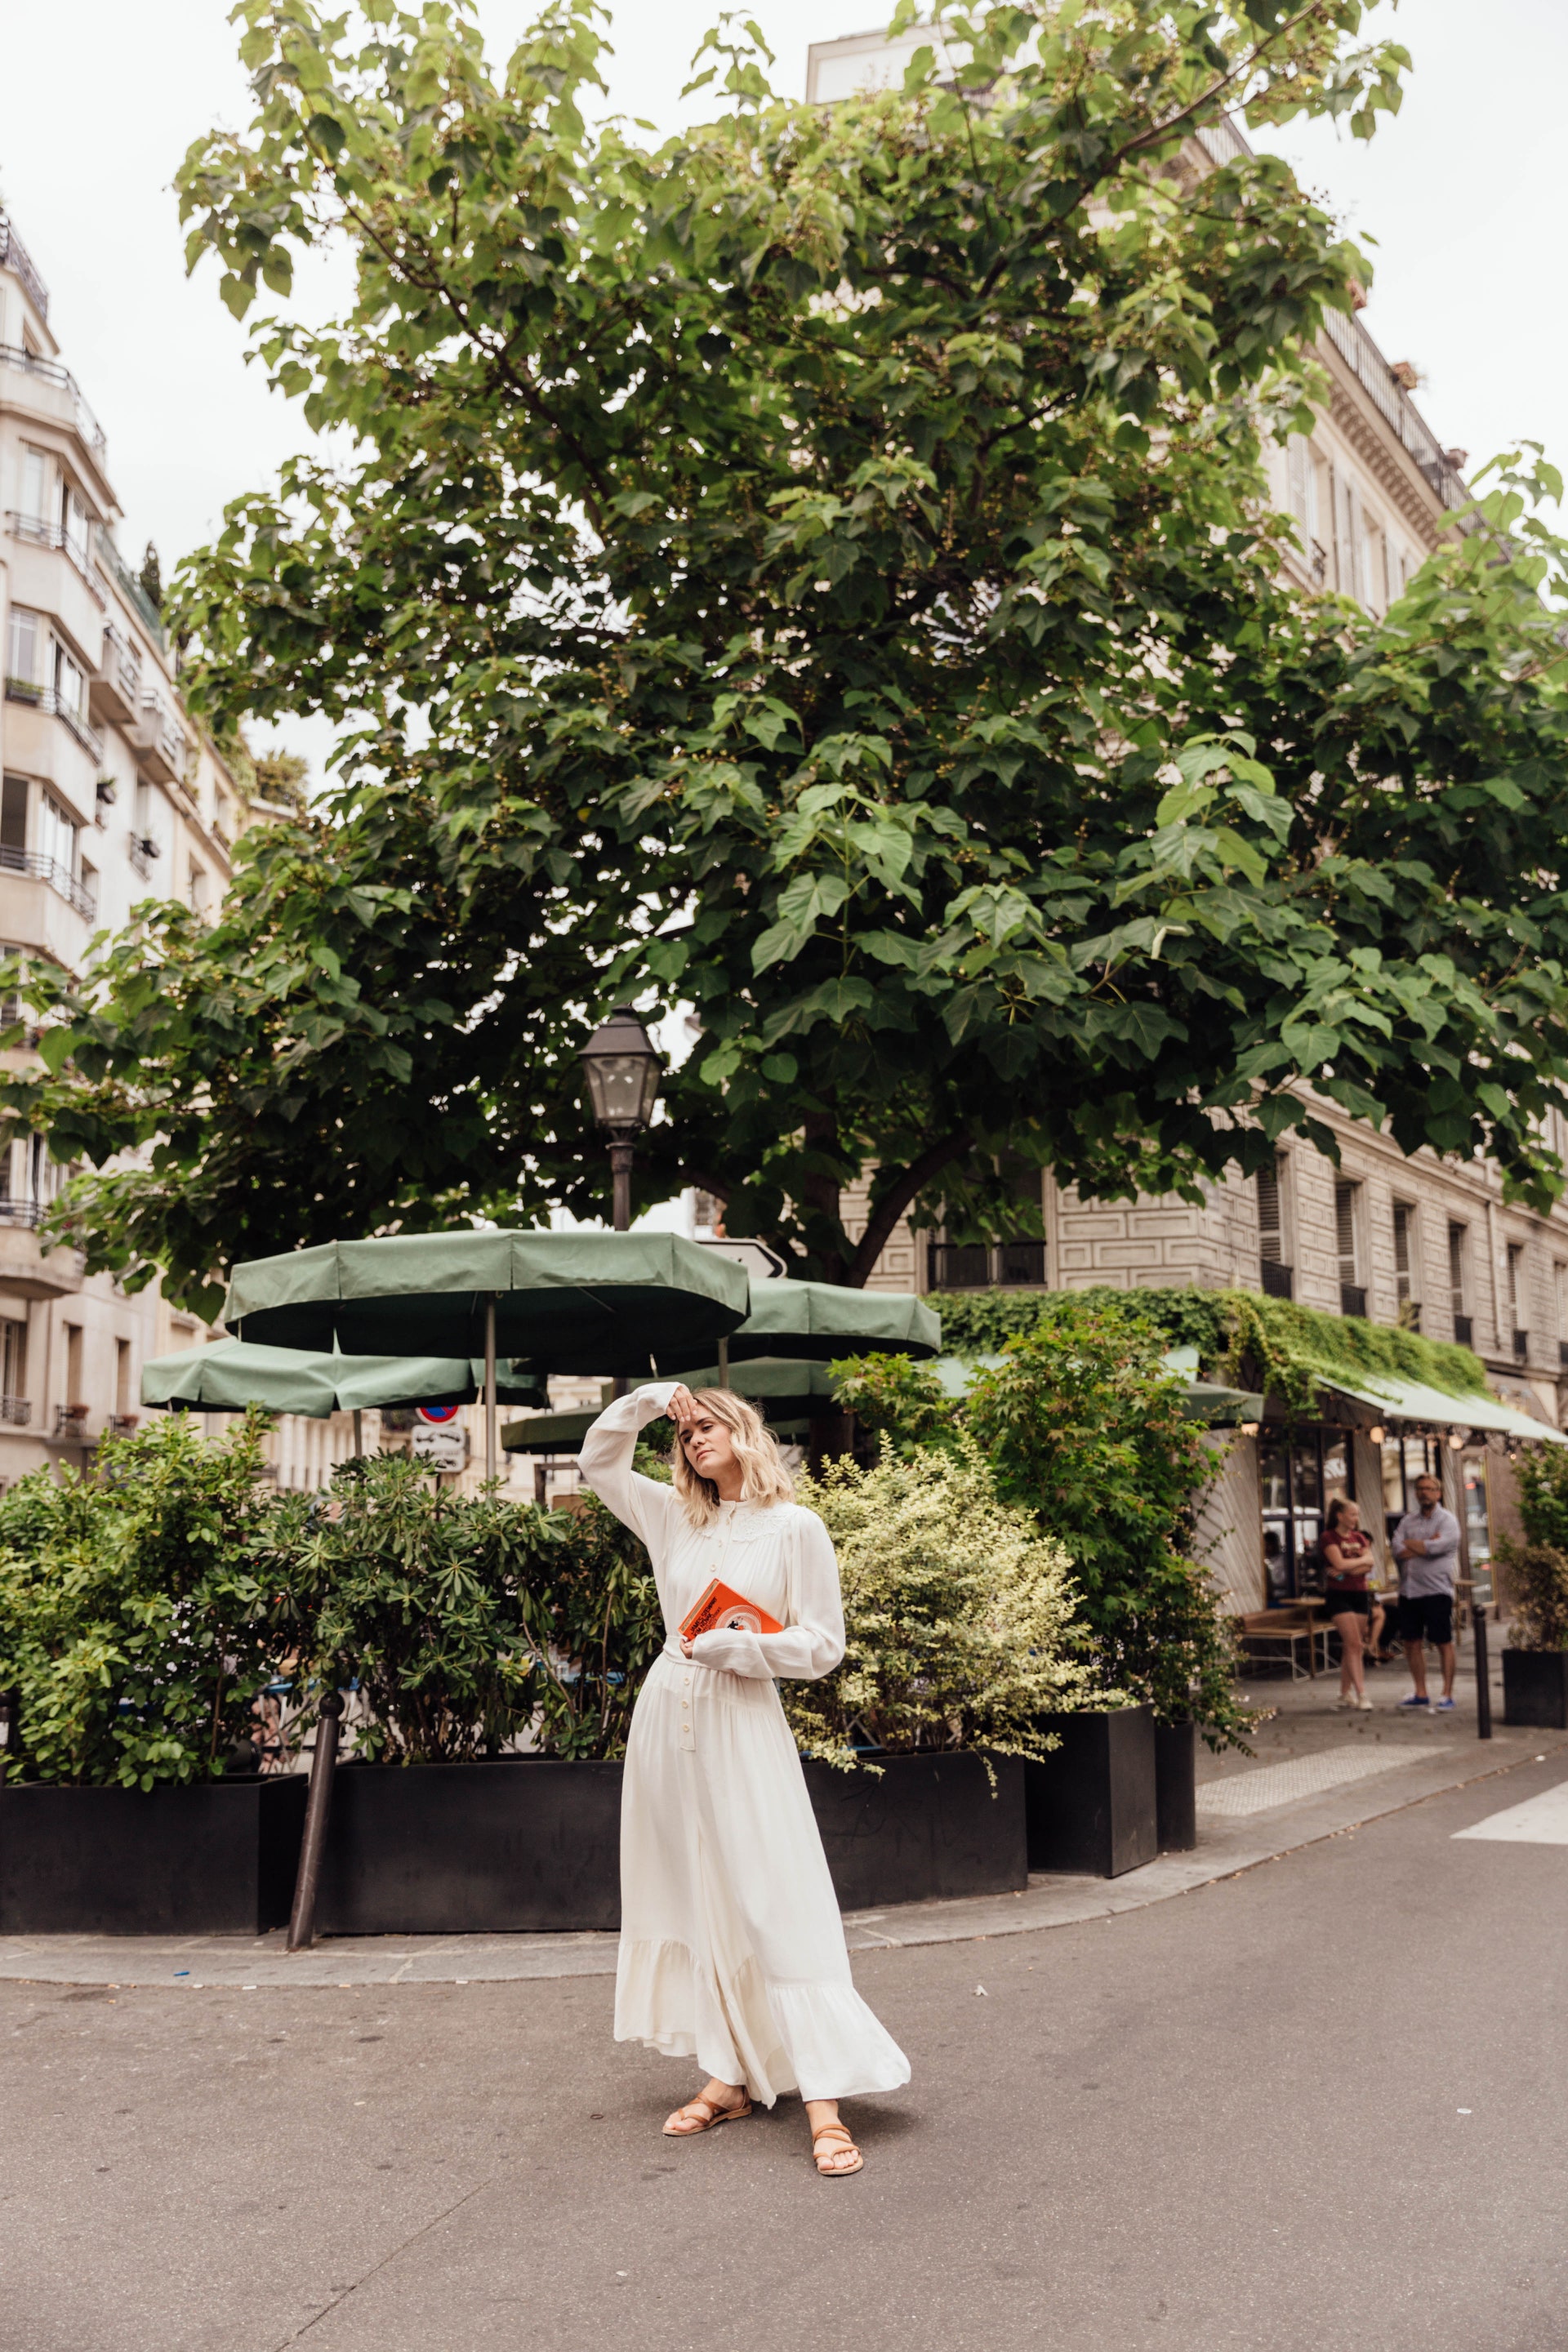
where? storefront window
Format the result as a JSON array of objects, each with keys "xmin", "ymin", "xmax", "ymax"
[
  {"xmin": 1381, "ymin": 1437, "xmax": 1441, "ymax": 1543},
  {"xmin": 1260, "ymin": 1426, "xmax": 1355, "ymax": 1603},
  {"xmin": 1462, "ymin": 1452, "xmax": 1494, "ymax": 1606}
]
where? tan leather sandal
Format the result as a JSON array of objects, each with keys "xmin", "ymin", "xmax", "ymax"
[
  {"xmin": 663, "ymin": 2089, "xmax": 752, "ymax": 2136},
  {"xmin": 812, "ymin": 2122, "xmax": 864, "ymax": 2176}
]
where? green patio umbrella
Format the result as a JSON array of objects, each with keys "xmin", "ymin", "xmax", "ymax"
[
  {"xmin": 224, "ymin": 1230, "xmax": 750, "ymax": 1480},
  {"xmin": 501, "ymin": 1358, "xmax": 843, "ymax": 1456},
  {"xmin": 142, "ymin": 1339, "xmax": 548, "ymax": 1419},
  {"xmin": 660, "ymin": 1278, "xmax": 941, "ymax": 1372}
]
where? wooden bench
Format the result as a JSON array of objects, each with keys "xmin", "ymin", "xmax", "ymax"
[{"xmin": 1236, "ymin": 1609, "xmax": 1333, "ymax": 1681}]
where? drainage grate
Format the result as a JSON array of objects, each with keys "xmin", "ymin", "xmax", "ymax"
[{"xmin": 1196, "ymin": 1745, "xmax": 1425, "ymax": 1818}]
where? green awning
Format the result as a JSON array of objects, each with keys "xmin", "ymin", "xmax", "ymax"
[
  {"xmin": 662, "ymin": 1279, "xmax": 941, "ymax": 1370},
  {"xmin": 143, "ymin": 1338, "xmax": 548, "ymax": 1418},
  {"xmin": 224, "ymin": 1230, "xmax": 749, "ymax": 1374},
  {"xmin": 1310, "ymin": 1368, "xmax": 1568, "ymax": 1446}
]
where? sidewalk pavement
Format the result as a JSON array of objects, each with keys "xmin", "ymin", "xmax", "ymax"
[{"xmin": 3, "ymin": 1651, "xmax": 1556, "ymax": 1991}]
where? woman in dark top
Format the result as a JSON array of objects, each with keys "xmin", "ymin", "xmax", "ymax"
[{"xmin": 1322, "ymin": 1496, "xmax": 1374, "ymax": 1712}]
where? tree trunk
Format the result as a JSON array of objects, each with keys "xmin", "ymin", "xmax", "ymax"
[{"xmin": 800, "ymin": 1108, "xmax": 847, "ymax": 1285}]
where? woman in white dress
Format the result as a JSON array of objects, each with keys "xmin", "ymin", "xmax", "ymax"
[{"xmin": 577, "ymin": 1379, "xmax": 911, "ymax": 2176}]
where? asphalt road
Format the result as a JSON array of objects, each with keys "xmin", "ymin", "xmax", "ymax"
[{"xmin": 5, "ymin": 1755, "xmax": 1567, "ymax": 2352}]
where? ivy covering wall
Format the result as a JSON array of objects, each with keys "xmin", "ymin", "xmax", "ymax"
[{"xmin": 928, "ymin": 1287, "xmax": 1490, "ymax": 1418}]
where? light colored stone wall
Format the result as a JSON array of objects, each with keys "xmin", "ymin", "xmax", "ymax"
[{"xmin": 0, "ymin": 216, "xmax": 258, "ymax": 1485}]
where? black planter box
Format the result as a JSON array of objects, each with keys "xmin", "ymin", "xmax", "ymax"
[
  {"xmin": 1154, "ymin": 1719, "xmax": 1198, "ymax": 1853},
  {"xmin": 314, "ymin": 1758, "xmax": 625, "ymax": 1936},
  {"xmin": 1026, "ymin": 1706, "xmax": 1158, "ymax": 1878},
  {"xmin": 313, "ymin": 1749, "xmax": 1027, "ymax": 1936},
  {"xmin": 804, "ymin": 1753, "xmax": 1026, "ymax": 1911},
  {"xmin": 1503, "ymin": 1649, "xmax": 1568, "ymax": 1730},
  {"xmin": 0, "ymin": 1775, "xmax": 307, "ymax": 1935}
]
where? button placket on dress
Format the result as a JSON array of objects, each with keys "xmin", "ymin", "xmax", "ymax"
[{"xmin": 678, "ymin": 1508, "xmax": 742, "ymax": 1754}]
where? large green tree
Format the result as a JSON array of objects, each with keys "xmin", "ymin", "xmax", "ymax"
[{"xmin": 11, "ymin": 0, "xmax": 1568, "ymax": 1307}]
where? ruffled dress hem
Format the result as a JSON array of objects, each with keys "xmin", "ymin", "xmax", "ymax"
[{"xmin": 615, "ymin": 1936, "xmax": 911, "ymax": 2106}]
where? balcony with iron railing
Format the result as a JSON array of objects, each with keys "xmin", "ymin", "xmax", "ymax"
[
  {"xmin": 0, "ymin": 844, "xmax": 98, "ymax": 922},
  {"xmin": 0, "ymin": 1200, "xmax": 42, "ymax": 1229},
  {"xmin": 1339, "ymin": 1282, "xmax": 1368, "ymax": 1319},
  {"xmin": 0, "ymin": 213, "xmax": 49, "ymax": 320},
  {"xmin": 0, "ymin": 1397, "xmax": 32, "ymax": 1428},
  {"xmin": 4, "ymin": 510, "xmax": 105, "ymax": 601},
  {"xmin": 97, "ymin": 534, "xmax": 165, "ymax": 648},
  {"xmin": 1454, "ymin": 1314, "xmax": 1474, "ymax": 1348},
  {"xmin": 0, "ymin": 341, "xmax": 105, "ymax": 463},
  {"xmin": 3, "ymin": 675, "xmax": 105, "ymax": 763},
  {"xmin": 927, "ymin": 1239, "xmax": 1046, "ymax": 1290},
  {"xmin": 128, "ymin": 833, "xmax": 160, "ymax": 882},
  {"xmin": 137, "ymin": 689, "xmax": 188, "ymax": 778}
]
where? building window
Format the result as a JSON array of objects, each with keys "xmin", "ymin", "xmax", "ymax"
[
  {"xmin": 1507, "ymin": 1242, "xmax": 1527, "ymax": 1361},
  {"xmin": 114, "ymin": 1338, "xmax": 131, "ymax": 1416},
  {"xmin": 1334, "ymin": 1179, "xmax": 1365, "ymax": 1316},
  {"xmin": 1285, "ymin": 436, "xmax": 1318, "ymax": 547},
  {"xmin": 1256, "ymin": 1155, "xmax": 1292, "ymax": 1298},
  {"xmin": 19, "ymin": 445, "xmax": 46, "ymax": 522},
  {"xmin": 1449, "ymin": 1222, "xmax": 1471, "ymax": 1346},
  {"xmin": 61, "ymin": 483, "xmax": 91, "ymax": 572},
  {"xmin": 1392, "ymin": 1200, "xmax": 1419, "ymax": 1328},
  {"xmin": 63, "ymin": 1321, "xmax": 82, "ymax": 1409},
  {"xmin": 927, "ymin": 1237, "xmax": 1046, "ymax": 1290},
  {"xmin": 53, "ymin": 644, "xmax": 87, "ymax": 724},
  {"xmin": 0, "ymin": 1316, "xmax": 26, "ymax": 1411},
  {"xmin": 1557, "ymin": 1263, "xmax": 1568, "ymax": 1371},
  {"xmin": 188, "ymin": 862, "xmax": 209, "ymax": 914},
  {"xmin": 928, "ymin": 1159, "xmax": 1045, "ymax": 1290},
  {"xmin": 38, "ymin": 794, "xmax": 78, "ymax": 881},
  {"xmin": 6, "ymin": 604, "xmax": 40, "ymax": 690},
  {"xmin": 0, "ymin": 775, "xmax": 26, "ymax": 857}
]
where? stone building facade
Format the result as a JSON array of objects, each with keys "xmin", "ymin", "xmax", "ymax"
[{"xmin": 0, "ymin": 212, "xmax": 248, "ymax": 1481}]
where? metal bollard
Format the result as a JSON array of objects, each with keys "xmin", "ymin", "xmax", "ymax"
[
  {"xmin": 1473, "ymin": 1601, "xmax": 1492, "ymax": 1741},
  {"xmin": 287, "ymin": 1690, "xmax": 345, "ymax": 1952}
]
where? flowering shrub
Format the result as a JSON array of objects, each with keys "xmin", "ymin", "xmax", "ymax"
[{"xmin": 783, "ymin": 1437, "xmax": 1101, "ymax": 1772}]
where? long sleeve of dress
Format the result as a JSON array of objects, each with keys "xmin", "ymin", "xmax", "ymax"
[
  {"xmin": 577, "ymin": 1383, "xmax": 681, "ymax": 1561},
  {"xmin": 692, "ymin": 1508, "xmax": 845, "ymax": 1683}
]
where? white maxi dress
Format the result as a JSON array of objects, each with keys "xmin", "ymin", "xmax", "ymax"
[{"xmin": 578, "ymin": 1383, "xmax": 911, "ymax": 2106}]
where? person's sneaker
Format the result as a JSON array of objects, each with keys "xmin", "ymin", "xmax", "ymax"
[
  {"xmin": 1435, "ymin": 1696, "xmax": 1458, "ymax": 1711},
  {"xmin": 1398, "ymin": 1694, "xmax": 1432, "ymax": 1708},
  {"xmin": 1335, "ymin": 1693, "xmax": 1357, "ymax": 1709},
  {"xmin": 1356, "ymin": 1695, "xmax": 1374, "ymax": 1712}
]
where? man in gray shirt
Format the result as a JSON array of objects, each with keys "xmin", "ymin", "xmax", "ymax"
[{"xmin": 1392, "ymin": 1472, "xmax": 1462, "ymax": 1711}]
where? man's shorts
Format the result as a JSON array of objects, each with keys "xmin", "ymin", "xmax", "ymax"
[{"xmin": 1400, "ymin": 1592, "xmax": 1454, "ymax": 1647}]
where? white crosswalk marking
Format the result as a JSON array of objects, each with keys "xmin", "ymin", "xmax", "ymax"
[{"xmin": 1452, "ymin": 1782, "xmax": 1568, "ymax": 1845}]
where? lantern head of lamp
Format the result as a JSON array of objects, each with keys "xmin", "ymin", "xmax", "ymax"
[{"xmin": 581, "ymin": 1009, "xmax": 662, "ymax": 1137}]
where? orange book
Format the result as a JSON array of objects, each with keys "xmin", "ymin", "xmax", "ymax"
[{"xmin": 679, "ymin": 1579, "xmax": 784, "ymax": 1642}]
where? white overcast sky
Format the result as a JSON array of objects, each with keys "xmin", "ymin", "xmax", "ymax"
[{"xmin": 2, "ymin": 0, "xmax": 1565, "ymax": 780}]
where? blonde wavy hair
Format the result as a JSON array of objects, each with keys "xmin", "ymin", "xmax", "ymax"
[{"xmin": 670, "ymin": 1388, "xmax": 795, "ymax": 1526}]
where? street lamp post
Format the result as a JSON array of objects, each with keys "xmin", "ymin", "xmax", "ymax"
[{"xmin": 581, "ymin": 1008, "xmax": 663, "ymax": 1234}]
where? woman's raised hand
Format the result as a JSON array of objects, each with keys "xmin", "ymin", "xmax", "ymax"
[{"xmin": 666, "ymin": 1383, "xmax": 701, "ymax": 1428}]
